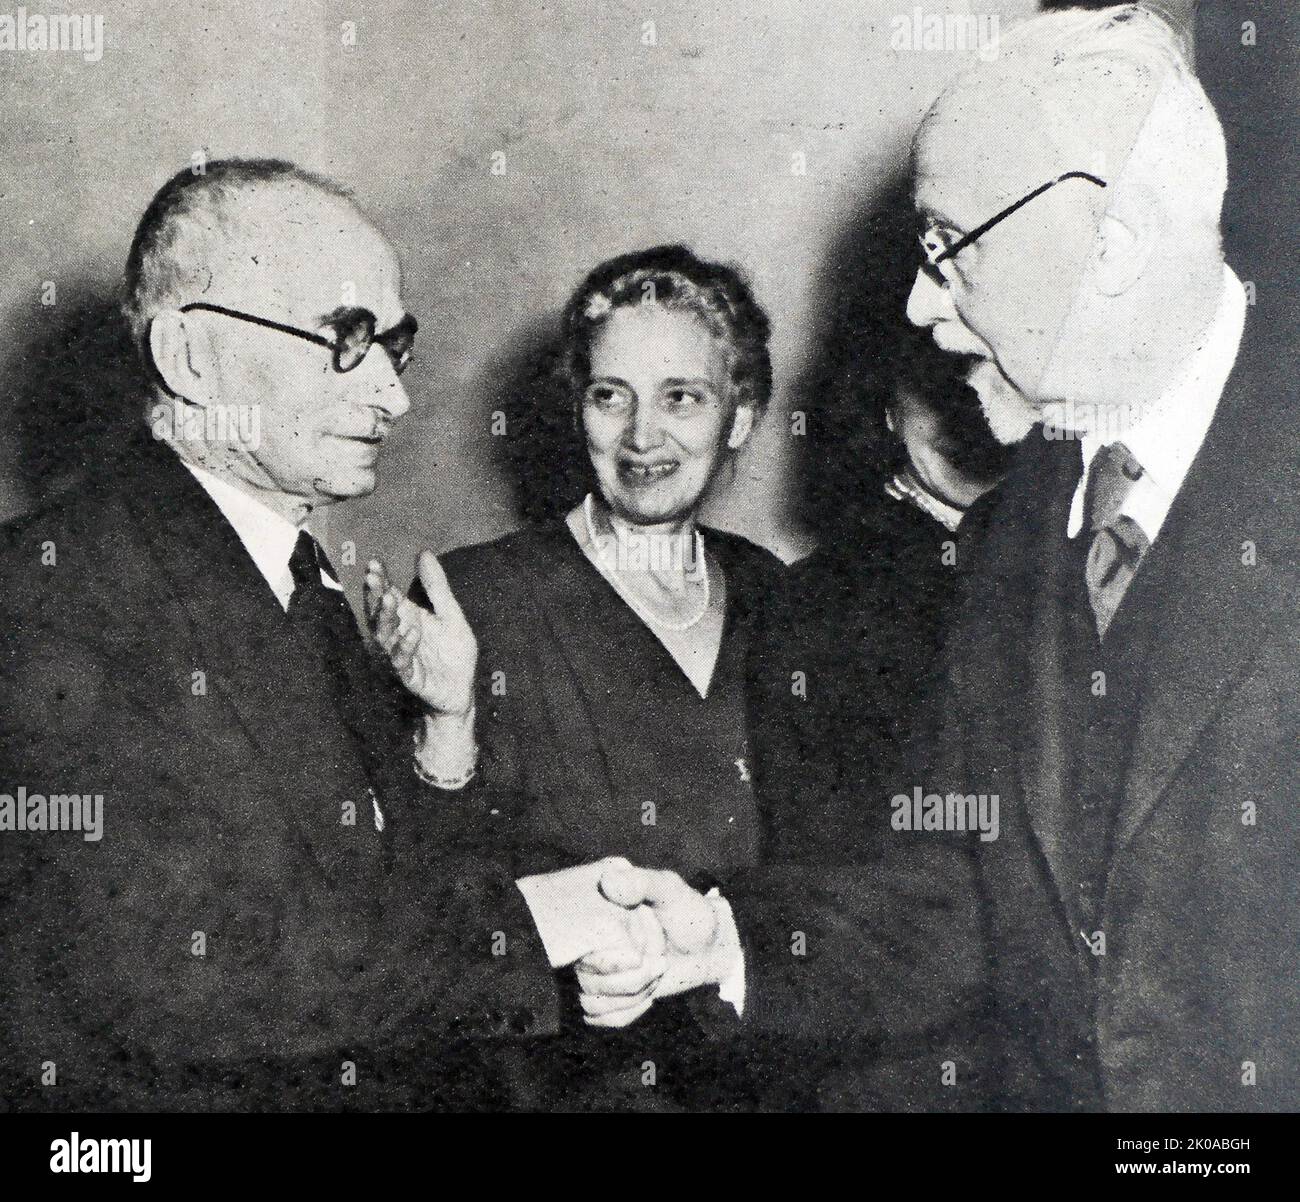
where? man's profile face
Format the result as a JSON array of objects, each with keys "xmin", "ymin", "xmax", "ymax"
[
  {"xmin": 907, "ymin": 84, "xmax": 1106, "ymax": 416},
  {"xmin": 186, "ymin": 185, "xmax": 411, "ymax": 507}
]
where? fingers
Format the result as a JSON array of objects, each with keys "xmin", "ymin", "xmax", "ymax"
[
  {"xmin": 363, "ymin": 559, "xmax": 391, "ymax": 622},
  {"xmin": 583, "ymin": 994, "xmax": 655, "ymax": 1029},
  {"xmin": 579, "ymin": 943, "xmax": 642, "ymax": 975},
  {"xmin": 600, "ymin": 864, "xmax": 716, "ymax": 953},
  {"xmin": 578, "ymin": 965, "xmax": 661, "ymax": 1011},
  {"xmin": 372, "ymin": 589, "xmax": 403, "ymax": 652},
  {"xmin": 577, "ymin": 960, "xmax": 664, "ymax": 1000},
  {"xmin": 416, "ymin": 550, "xmax": 466, "ymax": 623},
  {"xmin": 576, "ymin": 923, "xmax": 665, "ymax": 994},
  {"xmin": 599, "ymin": 862, "xmax": 663, "ymax": 909},
  {"xmin": 391, "ymin": 624, "xmax": 421, "ymax": 683},
  {"xmin": 599, "ymin": 864, "xmax": 687, "ymax": 917}
]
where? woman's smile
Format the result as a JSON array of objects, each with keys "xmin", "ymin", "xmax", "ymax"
[{"xmin": 618, "ymin": 457, "xmax": 681, "ymax": 483}]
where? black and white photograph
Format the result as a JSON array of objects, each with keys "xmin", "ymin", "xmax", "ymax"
[{"xmin": 0, "ymin": 0, "xmax": 1295, "ymax": 1181}]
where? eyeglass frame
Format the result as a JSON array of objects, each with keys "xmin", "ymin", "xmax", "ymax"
[
  {"xmin": 919, "ymin": 170, "xmax": 1108, "ymax": 272},
  {"xmin": 177, "ymin": 301, "xmax": 418, "ymax": 375}
]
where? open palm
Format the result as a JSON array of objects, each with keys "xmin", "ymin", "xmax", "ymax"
[{"xmin": 364, "ymin": 551, "xmax": 478, "ymax": 717}]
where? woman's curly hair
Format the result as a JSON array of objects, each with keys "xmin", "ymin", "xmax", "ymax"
[{"xmin": 557, "ymin": 244, "xmax": 772, "ymax": 422}]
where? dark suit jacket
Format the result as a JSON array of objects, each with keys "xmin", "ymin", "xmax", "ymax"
[
  {"xmin": 917, "ymin": 298, "xmax": 1300, "ymax": 1111},
  {"xmin": 730, "ymin": 486, "xmax": 998, "ymax": 1110},
  {"xmin": 414, "ymin": 525, "xmax": 986, "ymax": 1111},
  {"xmin": 0, "ymin": 434, "xmax": 559, "ymax": 1111}
]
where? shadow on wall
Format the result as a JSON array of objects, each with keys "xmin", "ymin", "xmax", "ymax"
[
  {"xmin": 791, "ymin": 171, "xmax": 1003, "ymax": 557},
  {"xmin": 479, "ymin": 313, "xmax": 594, "ymax": 529},
  {"xmin": 0, "ymin": 279, "xmax": 146, "ymax": 515}
]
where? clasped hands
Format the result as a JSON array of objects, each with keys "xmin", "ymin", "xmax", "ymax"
[{"xmin": 573, "ymin": 859, "xmax": 743, "ymax": 1029}]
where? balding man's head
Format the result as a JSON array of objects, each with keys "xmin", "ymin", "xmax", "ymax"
[
  {"xmin": 907, "ymin": 5, "xmax": 1229, "ymax": 428},
  {"xmin": 124, "ymin": 160, "xmax": 359, "ymax": 349},
  {"xmin": 921, "ymin": 5, "xmax": 1225, "ymax": 237},
  {"xmin": 127, "ymin": 159, "xmax": 413, "ymax": 517}
]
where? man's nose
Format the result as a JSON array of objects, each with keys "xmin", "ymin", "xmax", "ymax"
[
  {"xmin": 906, "ymin": 266, "xmax": 957, "ymax": 329},
  {"xmin": 368, "ymin": 372, "xmax": 411, "ymax": 421}
]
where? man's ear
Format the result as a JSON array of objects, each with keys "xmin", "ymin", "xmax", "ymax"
[
  {"xmin": 726, "ymin": 402, "xmax": 755, "ymax": 450},
  {"xmin": 1091, "ymin": 188, "xmax": 1156, "ymax": 298},
  {"xmin": 148, "ymin": 310, "xmax": 211, "ymax": 403}
]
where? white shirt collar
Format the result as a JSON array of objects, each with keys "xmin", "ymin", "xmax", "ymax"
[
  {"xmin": 1067, "ymin": 264, "xmax": 1247, "ymax": 543},
  {"xmin": 180, "ymin": 459, "xmax": 343, "ymax": 611}
]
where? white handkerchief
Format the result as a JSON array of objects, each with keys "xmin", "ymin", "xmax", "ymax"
[{"xmin": 516, "ymin": 857, "xmax": 644, "ymax": 968}]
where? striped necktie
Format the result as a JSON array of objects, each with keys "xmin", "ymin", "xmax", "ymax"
[{"xmin": 1082, "ymin": 441, "xmax": 1150, "ymax": 639}]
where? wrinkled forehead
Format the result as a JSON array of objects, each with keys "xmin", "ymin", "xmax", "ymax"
[{"xmin": 208, "ymin": 184, "xmax": 403, "ymax": 328}]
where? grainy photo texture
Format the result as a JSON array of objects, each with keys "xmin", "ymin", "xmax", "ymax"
[{"xmin": 0, "ymin": 0, "xmax": 1295, "ymax": 1170}]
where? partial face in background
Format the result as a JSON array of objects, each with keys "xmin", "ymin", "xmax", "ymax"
[
  {"xmin": 179, "ymin": 185, "xmax": 412, "ymax": 506},
  {"xmin": 890, "ymin": 386, "xmax": 1006, "ymax": 508},
  {"xmin": 581, "ymin": 304, "xmax": 753, "ymax": 526},
  {"xmin": 906, "ymin": 82, "xmax": 1108, "ymax": 418}
]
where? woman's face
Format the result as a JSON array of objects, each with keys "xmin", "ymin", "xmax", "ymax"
[{"xmin": 581, "ymin": 303, "xmax": 753, "ymax": 526}]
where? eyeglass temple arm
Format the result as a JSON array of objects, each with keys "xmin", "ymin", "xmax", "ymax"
[
  {"xmin": 177, "ymin": 302, "xmax": 335, "ymax": 349},
  {"xmin": 934, "ymin": 171, "xmax": 1107, "ymax": 264}
]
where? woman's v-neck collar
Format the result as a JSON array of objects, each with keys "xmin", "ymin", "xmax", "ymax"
[{"xmin": 537, "ymin": 518, "xmax": 736, "ymax": 702}]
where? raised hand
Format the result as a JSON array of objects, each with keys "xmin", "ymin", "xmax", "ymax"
[{"xmin": 364, "ymin": 551, "xmax": 477, "ymax": 717}]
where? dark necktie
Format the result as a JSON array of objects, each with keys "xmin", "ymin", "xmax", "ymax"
[
  {"xmin": 287, "ymin": 529, "xmax": 343, "ymax": 627},
  {"xmin": 1082, "ymin": 442, "xmax": 1150, "ymax": 639},
  {"xmin": 286, "ymin": 530, "xmax": 387, "ymax": 831}
]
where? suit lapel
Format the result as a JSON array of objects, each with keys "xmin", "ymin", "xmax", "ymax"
[
  {"xmin": 124, "ymin": 439, "xmax": 380, "ymax": 878},
  {"xmin": 1112, "ymin": 318, "xmax": 1297, "ymax": 854},
  {"xmin": 987, "ymin": 434, "xmax": 1090, "ymax": 938}
]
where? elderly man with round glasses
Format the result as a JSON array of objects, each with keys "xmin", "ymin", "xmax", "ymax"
[{"xmin": 0, "ymin": 158, "xmax": 670, "ymax": 1112}]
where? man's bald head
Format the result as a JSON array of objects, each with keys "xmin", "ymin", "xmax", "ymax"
[
  {"xmin": 917, "ymin": 5, "xmax": 1226, "ymax": 242},
  {"xmin": 123, "ymin": 159, "xmax": 364, "ymax": 354}
]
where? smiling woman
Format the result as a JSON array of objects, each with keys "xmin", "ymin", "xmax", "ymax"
[{"xmin": 409, "ymin": 245, "xmax": 785, "ymax": 1109}]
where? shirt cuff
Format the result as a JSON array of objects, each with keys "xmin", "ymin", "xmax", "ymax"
[
  {"xmin": 413, "ymin": 706, "xmax": 478, "ymax": 790},
  {"xmin": 709, "ymin": 891, "xmax": 746, "ymax": 1017}
]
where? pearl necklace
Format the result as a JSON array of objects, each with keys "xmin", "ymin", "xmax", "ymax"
[
  {"xmin": 582, "ymin": 494, "xmax": 710, "ymax": 632},
  {"xmin": 885, "ymin": 467, "xmax": 966, "ymax": 533}
]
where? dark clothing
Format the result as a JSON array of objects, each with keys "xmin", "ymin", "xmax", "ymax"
[
  {"xmin": 442, "ymin": 522, "xmax": 768, "ymax": 882},
  {"xmin": 734, "ymin": 486, "xmax": 996, "ymax": 1110},
  {"xmin": 0, "ymin": 435, "xmax": 559, "ymax": 1112},
  {"xmin": 757, "ymin": 486, "xmax": 994, "ymax": 866},
  {"xmin": 920, "ymin": 302, "xmax": 1300, "ymax": 1110},
  {"xmin": 430, "ymin": 521, "xmax": 782, "ymax": 1109}
]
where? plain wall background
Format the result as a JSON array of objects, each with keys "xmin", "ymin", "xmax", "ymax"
[{"xmin": 0, "ymin": 0, "xmax": 1206, "ymax": 584}]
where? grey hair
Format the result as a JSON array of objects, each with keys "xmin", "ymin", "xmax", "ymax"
[
  {"xmin": 121, "ymin": 158, "xmax": 355, "ymax": 357},
  {"xmin": 934, "ymin": 4, "xmax": 1227, "ymax": 228}
]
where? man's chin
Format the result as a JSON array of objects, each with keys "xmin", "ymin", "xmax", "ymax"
[
  {"xmin": 966, "ymin": 358, "xmax": 1039, "ymax": 446},
  {"xmin": 312, "ymin": 469, "xmax": 379, "ymax": 504}
]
